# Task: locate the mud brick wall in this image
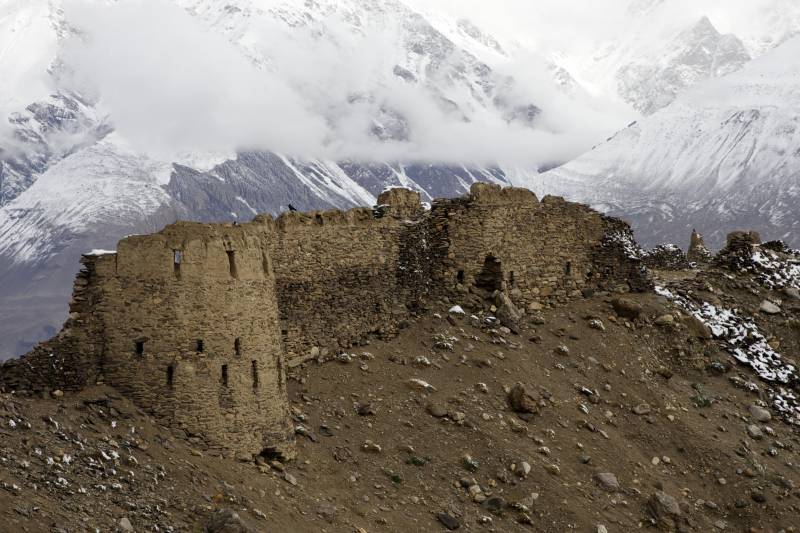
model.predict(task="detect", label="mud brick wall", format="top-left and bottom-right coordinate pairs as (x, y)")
top-left (427, 184), bottom-right (616, 306)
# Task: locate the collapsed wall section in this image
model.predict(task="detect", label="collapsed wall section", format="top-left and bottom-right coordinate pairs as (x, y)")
top-left (0, 254), bottom-right (108, 392)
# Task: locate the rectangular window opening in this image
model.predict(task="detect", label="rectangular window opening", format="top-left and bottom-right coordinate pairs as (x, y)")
top-left (509, 270), bottom-right (515, 286)
top-left (234, 337), bottom-right (242, 356)
top-left (167, 365), bottom-right (174, 388)
top-left (456, 270), bottom-right (465, 284)
top-left (565, 262), bottom-right (572, 275)
top-left (135, 341), bottom-right (145, 356)
top-left (226, 250), bottom-right (238, 279)
top-left (173, 250), bottom-right (182, 279)
top-left (196, 339), bottom-right (204, 353)
top-left (221, 364), bottom-right (229, 387)
top-left (251, 360), bottom-right (259, 389)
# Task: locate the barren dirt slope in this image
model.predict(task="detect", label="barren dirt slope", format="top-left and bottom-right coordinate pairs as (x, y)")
top-left (2, 267), bottom-right (799, 532)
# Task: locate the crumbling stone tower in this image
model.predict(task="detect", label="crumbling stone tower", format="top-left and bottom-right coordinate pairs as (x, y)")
top-left (2, 221), bottom-right (294, 459)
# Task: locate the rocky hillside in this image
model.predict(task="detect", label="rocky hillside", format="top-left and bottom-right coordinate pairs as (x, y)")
top-left (2, 240), bottom-right (799, 532)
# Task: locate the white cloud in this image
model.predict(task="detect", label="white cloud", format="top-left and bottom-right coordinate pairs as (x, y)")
top-left (61, 0), bottom-right (328, 159)
top-left (7, 0), bottom-right (789, 168)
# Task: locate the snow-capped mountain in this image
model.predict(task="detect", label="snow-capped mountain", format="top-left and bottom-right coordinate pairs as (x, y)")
top-left (537, 37), bottom-right (800, 250)
top-left (554, 0), bottom-right (800, 115)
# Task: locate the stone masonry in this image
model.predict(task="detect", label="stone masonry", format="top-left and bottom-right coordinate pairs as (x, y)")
top-left (0, 184), bottom-right (650, 457)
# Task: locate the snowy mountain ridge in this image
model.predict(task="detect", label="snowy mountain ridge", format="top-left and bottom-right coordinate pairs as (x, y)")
top-left (538, 36), bottom-right (800, 249)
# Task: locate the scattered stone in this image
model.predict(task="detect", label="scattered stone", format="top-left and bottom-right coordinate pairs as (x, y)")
top-left (784, 287), bottom-right (800, 300)
top-left (633, 403), bottom-right (651, 415)
top-left (362, 440), bottom-right (382, 453)
top-left (544, 463), bottom-right (560, 476)
top-left (611, 298), bottom-right (642, 320)
top-left (746, 424), bottom-right (763, 440)
top-left (594, 472), bottom-right (620, 492)
top-left (597, 526), bottom-right (608, 533)
top-left (51, 390), bottom-right (64, 398)
top-left (647, 491), bottom-right (682, 530)
top-left (284, 472), bottom-right (298, 486)
top-left (483, 496), bottom-right (506, 515)
top-left (205, 509), bottom-right (254, 533)
top-left (426, 403), bottom-right (448, 418)
top-left (119, 517), bottom-right (134, 532)
top-left (654, 314), bottom-right (674, 327)
top-left (588, 319), bottom-right (605, 331)
top-left (759, 300), bottom-right (781, 314)
top-left (748, 404), bottom-right (772, 422)
top-left (507, 383), bottom-right (538, 414)
top-left (462, 455), bottom-right (480, 473)
top-left (408, 379), bottom-right (437, 392)
top-left (513, 461), bottom-right (531, 478)
top-left (448, 305), bottom-right (466, 315)
top-left (437, 512), bottom-right (461, 530)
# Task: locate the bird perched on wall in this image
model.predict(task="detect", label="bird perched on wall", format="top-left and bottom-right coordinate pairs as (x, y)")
top-left (288, 204), bottom-right (297, 212)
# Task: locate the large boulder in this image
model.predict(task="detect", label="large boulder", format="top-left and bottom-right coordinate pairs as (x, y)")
top-left (611, 297), bottom-right (643, 320)
top-left (646, 491), bottom-right (682, 531)
top-left (507, 383), bottom-right (538, 414)
top-left (496, 293), bottom-right (522, 333)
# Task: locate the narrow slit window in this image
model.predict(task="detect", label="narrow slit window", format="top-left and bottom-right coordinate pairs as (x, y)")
top-left (234, 337), bottom-right (242, 356)
top-left (221, 364), bottom-right (229, 387)
top-left (173, 250), bottom-right (182, 279)
top-left (276, 355), bottom-right (285, 391)
top-left (196, 339), bottom-right (204, 353)
top-left (135, 341), bottom-right (145, 356)
top-left (509, 271), bottom-right (515, 286)
top-left (226, 250), bottom-right (238, 279)
top-left (565, 262), bottom-right (572, 275)
top-left (457, 270), bottom-right (465, 283)
top-left (251, 360), bottom-right (259, 388)
top-left (167, 365), bottom-right (174, 388)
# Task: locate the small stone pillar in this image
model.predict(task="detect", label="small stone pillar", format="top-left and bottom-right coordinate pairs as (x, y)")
top-left (687, 229), bottom-right (711, 263)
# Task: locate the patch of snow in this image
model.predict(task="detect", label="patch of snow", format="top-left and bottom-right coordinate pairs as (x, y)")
top-left (655, 285), bottom-right (799, 424)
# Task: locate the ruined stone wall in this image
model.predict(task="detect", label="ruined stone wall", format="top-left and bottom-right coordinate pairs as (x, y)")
top-left (268, 189), bottom-right (429, 361)
top-left (0, 255), bottom-right (107, 393)
top-left (426, 184), bottom-right (619, 306)
top-left (1, 184), bottom-right (650, 458)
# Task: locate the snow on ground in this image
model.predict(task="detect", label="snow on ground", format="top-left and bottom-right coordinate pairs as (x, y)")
top-left (656, 285), bottom-right (799, 424)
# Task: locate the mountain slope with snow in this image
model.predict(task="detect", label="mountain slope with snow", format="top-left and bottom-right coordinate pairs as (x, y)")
top-left (538, 37), bottom-right (800, 249)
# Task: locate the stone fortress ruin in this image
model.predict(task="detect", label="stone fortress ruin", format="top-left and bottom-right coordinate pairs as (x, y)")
top-left (0, 184), bottom-right (649, 459)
